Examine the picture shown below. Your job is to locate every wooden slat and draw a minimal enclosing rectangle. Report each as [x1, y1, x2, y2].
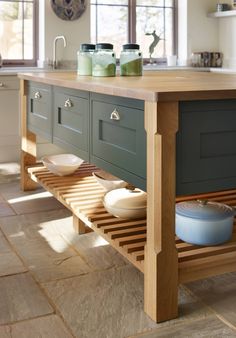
[179, 251, 236, 283]
[102, 220, 146, 233]
[131, 250, 145, 261]
[108, 226, 146, 239]
[178, 234, 236, 262]
[123, 241, 146, 253]
[118, 234, 147, 246]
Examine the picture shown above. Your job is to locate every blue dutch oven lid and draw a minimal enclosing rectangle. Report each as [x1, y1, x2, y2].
[176, 200, 234, 220]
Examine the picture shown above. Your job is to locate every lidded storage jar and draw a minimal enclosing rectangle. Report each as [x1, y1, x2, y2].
[77, 43, 95, 76]
[92, 43, 116, 77]
[120, 44, 143, 76]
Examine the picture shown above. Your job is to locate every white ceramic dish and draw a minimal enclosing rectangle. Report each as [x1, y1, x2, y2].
[103, 202, 146, 219]
[42, 154, 83, 176]
[103, 188, 147, 219]
[92, 171, 127, 191]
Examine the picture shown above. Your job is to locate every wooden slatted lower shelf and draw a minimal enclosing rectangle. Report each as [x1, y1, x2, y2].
[28, 163, 236, 283]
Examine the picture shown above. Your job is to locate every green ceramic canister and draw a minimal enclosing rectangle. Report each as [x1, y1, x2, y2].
[92, 43, 116, 77]
[120, 44, 143, 76]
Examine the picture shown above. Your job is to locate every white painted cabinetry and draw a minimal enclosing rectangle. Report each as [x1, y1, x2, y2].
[0, 76, 20, 163]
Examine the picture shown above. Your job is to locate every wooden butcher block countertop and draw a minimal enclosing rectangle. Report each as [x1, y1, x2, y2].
[18, 70, 236, 102]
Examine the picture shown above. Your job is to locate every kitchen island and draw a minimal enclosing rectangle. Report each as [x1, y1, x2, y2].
[18, 70, 236, 323]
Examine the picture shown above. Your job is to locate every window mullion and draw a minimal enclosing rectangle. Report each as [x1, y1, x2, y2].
[128, 0, 136, 43]
[22, 1, 24, 60]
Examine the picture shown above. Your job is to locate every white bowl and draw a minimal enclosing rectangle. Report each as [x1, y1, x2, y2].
[92, 171, 127, 191]
[42, 154, 83, 176]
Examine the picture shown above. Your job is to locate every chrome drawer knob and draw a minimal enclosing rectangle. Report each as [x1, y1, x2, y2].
[0, 82, 4, 87]
[34, 91, 41, 99]
[110, 109, 120, 121]
[64, 98, 73, 108]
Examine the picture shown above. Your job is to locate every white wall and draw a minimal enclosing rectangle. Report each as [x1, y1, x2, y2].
[219, 18, 236, 68]
[184, 0, 236, 69]
[39, 1, 90, 65]
[178, 0, 219, 65]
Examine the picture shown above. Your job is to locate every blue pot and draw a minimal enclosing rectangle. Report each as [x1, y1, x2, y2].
[176, 200, 234, 246]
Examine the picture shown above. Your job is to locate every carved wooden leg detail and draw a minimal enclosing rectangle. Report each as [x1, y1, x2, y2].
[20, 79, 37, 191]
[73, 214, 86, 234]
[144, 101, 179, 322]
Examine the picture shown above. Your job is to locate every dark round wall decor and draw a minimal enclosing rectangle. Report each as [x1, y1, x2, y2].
[50, 0, 86, 21]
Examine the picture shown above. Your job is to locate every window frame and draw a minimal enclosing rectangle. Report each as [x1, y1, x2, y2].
[0, 0, 38, 67]
[90, 0, 178, 64]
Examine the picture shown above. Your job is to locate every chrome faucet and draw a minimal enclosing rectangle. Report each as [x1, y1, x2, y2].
[53, 35, 67, 69]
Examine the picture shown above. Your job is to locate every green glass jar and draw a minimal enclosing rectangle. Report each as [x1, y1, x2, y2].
[120, 44, 143, 76]
[92, 43, 116, 77]
[77, 43, 95, 76]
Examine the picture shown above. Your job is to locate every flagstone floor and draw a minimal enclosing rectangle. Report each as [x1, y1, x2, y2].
[0, 170, 236, 337]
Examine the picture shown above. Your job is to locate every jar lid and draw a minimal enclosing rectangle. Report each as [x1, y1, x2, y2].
[176, 200, 234, 221]
[104, 188, 147, 210]
[123, 43, 140, 50]
[80, 43, 95, 51]
[96, 43, 113, 50]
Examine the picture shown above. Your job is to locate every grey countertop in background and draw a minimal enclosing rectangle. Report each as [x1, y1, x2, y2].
[1, 65, 235, 76]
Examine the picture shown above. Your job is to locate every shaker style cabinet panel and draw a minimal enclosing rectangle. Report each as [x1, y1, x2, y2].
[177, 99, 236, 195]
[53, 87, 89, 161]
[90, 93, 146, 190]
[27, 82, 52, 141]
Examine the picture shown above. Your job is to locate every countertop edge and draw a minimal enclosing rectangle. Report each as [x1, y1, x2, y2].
[18, 71, 236, 102]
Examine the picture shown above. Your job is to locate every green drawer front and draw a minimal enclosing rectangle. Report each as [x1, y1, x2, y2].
[27, 83, 52, 141]
[91, 98, 146, 180]
[177, 99, 236, 195]
[53, 88, 89, 160]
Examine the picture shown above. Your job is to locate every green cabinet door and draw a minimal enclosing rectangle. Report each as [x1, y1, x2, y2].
[27, 82, 52, 141]
[90, 93, 146, 190]
[177, 99, 236, 195]
[53, 87, 89, 161]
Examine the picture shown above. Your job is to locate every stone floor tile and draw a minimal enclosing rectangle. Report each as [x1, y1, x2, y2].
[43, 266, 211, 338]
[51, 217, 127, 270]
[0, 231, 11, 253]
[72, 232, 128, 271]
[0, 202, 15, 217]
[0, 209, 71, 242]
[0, 273, 53, 324]
[0, 252, 27, 276]
[186, 272, 236, 328]
[8, 193, 65, 215]
[0, 210, 91, 282]
[0, 181, 42, 196]
[0, 182, 65, 214]
[0, 195, 5, 202]
[127, 315, 236, 338]
[0, 315, 73, 338]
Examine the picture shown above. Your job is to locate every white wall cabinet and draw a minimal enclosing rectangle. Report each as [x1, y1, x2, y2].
[0, 76, 20, 163]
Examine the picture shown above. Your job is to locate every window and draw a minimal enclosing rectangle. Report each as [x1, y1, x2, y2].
[0, 0, 38, 66]
[90, 0, 177, 61]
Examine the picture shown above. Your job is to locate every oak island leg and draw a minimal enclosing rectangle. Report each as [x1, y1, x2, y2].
[73, 214, 86, 234]
[20, 79, 37, 191]
[144, 101, 179, 322]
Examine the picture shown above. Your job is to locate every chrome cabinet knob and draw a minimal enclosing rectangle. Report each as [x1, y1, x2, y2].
[64, 98, 73, 108]
[34, 91, 41, 99]
[0, 82, 4, 87]
[110, 109, 120, 121]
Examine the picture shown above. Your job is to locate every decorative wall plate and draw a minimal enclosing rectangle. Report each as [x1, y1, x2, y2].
[50, 0, 86, 21]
